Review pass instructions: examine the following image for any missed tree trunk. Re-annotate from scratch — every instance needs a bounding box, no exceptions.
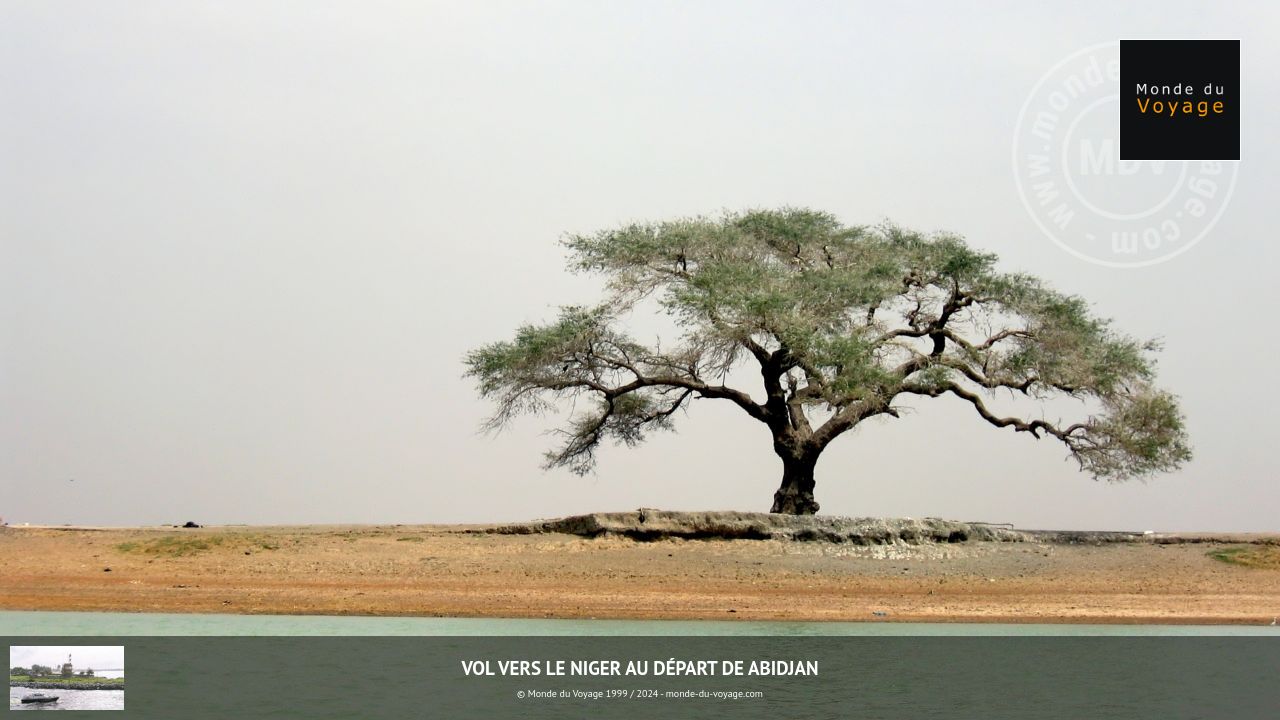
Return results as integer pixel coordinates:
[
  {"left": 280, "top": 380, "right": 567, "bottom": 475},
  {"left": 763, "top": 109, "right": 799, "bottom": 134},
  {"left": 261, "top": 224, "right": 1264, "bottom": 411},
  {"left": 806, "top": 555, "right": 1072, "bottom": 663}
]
[{"left": 770, "top": 453, "right": 820, "bottom": 515}]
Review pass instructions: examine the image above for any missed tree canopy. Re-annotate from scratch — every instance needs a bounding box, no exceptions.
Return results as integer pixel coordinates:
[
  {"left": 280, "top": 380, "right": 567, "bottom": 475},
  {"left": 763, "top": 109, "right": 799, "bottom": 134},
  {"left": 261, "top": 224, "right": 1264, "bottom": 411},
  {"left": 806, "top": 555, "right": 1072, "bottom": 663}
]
[{"left": 465, "top": 208, "right": 1190, "bottom": 514}]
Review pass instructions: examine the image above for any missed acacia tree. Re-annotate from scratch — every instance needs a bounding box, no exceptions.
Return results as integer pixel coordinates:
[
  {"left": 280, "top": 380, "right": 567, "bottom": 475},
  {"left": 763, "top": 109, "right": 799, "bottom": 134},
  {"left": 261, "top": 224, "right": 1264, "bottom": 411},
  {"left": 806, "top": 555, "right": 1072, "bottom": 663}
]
[{"left": 466, "top": 209, "right": 1190, "bottom": 515}]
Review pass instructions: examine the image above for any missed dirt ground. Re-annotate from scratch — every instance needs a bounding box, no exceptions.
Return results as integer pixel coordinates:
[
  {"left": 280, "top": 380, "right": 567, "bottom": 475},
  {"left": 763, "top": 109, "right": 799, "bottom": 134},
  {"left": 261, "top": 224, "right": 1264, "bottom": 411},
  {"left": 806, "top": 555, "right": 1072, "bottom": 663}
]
[{"left": 1, "top": 524, "right": 1278, "bottom": 624}]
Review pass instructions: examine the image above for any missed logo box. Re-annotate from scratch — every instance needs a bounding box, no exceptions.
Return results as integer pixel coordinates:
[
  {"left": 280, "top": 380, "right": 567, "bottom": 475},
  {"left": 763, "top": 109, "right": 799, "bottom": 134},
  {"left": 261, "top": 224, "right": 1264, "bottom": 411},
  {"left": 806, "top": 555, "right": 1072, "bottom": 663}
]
[{"left": 1120, "top": 40, "right": 1239, "bottom": 160}]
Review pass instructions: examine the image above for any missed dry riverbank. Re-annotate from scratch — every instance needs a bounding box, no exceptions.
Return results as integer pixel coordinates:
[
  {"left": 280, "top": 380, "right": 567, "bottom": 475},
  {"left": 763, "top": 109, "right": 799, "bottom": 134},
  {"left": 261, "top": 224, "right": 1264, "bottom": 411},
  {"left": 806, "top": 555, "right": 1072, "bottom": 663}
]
[{"left": 1, "top": 521, "right": 1277, "bottom": 624}]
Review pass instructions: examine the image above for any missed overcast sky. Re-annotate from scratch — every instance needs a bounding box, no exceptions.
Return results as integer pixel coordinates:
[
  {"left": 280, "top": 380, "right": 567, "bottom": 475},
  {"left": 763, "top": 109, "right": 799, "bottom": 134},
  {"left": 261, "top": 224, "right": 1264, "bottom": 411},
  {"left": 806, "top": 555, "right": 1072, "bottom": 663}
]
[
  {"left": 2, "top": 2, "right": 1277, "bottom": 531},
  {"left": 10, "top": 646, "right": 124, "bottom": 671}
]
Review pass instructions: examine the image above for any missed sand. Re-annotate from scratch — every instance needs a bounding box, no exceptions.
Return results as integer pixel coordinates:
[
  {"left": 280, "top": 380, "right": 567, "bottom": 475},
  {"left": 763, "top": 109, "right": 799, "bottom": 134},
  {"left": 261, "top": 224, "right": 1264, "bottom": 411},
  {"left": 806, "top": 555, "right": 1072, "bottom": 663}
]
[{"left": 1, "top": 524, "right": 1278, "bottom": 624}]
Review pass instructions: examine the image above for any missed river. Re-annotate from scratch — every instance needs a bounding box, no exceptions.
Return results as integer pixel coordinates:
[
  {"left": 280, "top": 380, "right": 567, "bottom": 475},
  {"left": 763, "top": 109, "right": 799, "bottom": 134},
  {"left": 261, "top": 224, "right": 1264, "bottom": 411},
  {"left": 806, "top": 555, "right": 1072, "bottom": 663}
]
[
  {"left": 1, "top": 610, "right": 1275, "bottom": 635},
  {"left": 9, "top": 687, "right": 125, "bottom": 711}
]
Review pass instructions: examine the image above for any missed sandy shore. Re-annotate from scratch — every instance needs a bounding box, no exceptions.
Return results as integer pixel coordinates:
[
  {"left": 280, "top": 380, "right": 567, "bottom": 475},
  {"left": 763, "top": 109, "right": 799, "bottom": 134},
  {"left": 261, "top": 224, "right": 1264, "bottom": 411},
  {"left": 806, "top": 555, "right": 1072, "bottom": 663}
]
[{"left": 1, "top": 524, "right": 1277, "bottom": 624}]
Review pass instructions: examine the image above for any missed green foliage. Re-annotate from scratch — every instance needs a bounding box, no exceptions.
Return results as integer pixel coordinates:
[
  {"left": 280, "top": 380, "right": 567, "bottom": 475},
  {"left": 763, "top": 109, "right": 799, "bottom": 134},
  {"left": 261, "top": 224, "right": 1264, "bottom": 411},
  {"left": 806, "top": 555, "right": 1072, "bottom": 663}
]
[
  {"left": 466, "top": 208, "right": 1190, "bottom": 485},
  {"left": 543, "top": 391, "right": 685, "bottom": 475},
  {"left": 115, "top": 534, "right": 282, "bottom": 557},
  {"left": 1207, "top": 545, "right": 1280, "bottom": 569},
  {"left": 1073, "top": 387, "right": 1191, "bottom": 479},
  {"left": 115, "top": 535, "right": 226, "bottom": 557}
]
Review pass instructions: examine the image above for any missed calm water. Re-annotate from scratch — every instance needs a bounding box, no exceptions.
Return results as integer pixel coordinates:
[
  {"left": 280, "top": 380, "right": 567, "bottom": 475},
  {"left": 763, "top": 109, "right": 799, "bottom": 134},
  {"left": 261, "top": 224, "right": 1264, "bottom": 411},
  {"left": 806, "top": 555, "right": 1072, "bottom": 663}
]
[
  {"left": 9, "top": 687, "right": 125, "bottom": 711},
  {"left": 1, "top": 610, "right": 1275, "bottom": 635}
]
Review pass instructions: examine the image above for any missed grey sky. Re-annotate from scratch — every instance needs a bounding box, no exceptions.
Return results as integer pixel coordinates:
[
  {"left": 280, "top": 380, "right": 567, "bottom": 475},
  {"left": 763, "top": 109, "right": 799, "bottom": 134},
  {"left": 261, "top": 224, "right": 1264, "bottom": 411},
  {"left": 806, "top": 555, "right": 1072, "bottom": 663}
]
[
  {"left": 2, "top": 2, "right": 1277, "bottom": 531},
  {"left": 10, "top": 646, "right": 124, "bottom": 671}
]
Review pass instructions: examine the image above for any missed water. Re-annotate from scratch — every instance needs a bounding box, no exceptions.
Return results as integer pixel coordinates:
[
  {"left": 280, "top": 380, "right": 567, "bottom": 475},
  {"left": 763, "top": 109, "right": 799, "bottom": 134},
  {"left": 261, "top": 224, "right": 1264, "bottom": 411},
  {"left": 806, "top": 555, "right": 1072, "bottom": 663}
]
[
  {"left": 1, "top": 610, "right": 1274, "bottom": 636},
  {"left": 9, "top": 687, "right": 125, "bottom": 711}
]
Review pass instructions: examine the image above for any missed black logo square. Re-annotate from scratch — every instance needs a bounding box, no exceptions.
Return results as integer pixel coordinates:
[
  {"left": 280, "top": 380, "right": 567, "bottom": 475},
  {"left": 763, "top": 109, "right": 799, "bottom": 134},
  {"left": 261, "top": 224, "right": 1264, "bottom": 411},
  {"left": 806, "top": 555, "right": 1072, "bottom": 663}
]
[{"left": 1120, "top": 40, "right": 1239, "bottom": 160}]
